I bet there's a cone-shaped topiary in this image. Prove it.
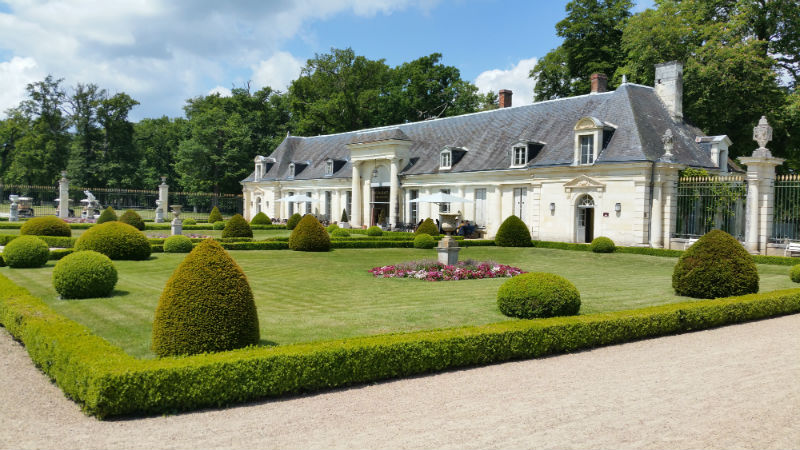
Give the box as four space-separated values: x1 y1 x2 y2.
288 214 330 251
208 206 222 224
413 233 436 249
415 218 439 236
118 209 145 230
495 215 532 247
366 226 383 236
250 212 271 225
326 223 339 233
151 239 260 357
791 264 800 283
672 229 758 299
183 218 197 225
3 235 49 268
341 209 349 223
75 221 151 260
52 250 117 299
590 236 615 253
20 216 71 237
497 272 580 318
222 214 253 238
163 235 193 253
331 228 350 237
286 213 302 230
96 206 117 224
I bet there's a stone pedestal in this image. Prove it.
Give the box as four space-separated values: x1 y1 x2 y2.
156 177 169 223
155 205 164 223
436 235 461 266
57 171 70 218
171 218 183 236
9 195 19 222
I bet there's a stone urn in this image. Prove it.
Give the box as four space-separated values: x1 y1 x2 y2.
437 212 461 265
170 205 183 236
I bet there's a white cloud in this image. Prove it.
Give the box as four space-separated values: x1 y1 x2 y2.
474 57 538 107
207 86 232 97
0 56 45 114
251 51 304 92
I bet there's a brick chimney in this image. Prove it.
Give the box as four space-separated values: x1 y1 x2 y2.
590 73 607 93
499 89 512 108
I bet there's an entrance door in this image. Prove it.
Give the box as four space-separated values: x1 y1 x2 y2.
576 195 595 243
371 187 390 227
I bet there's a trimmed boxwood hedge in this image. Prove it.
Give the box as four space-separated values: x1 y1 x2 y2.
415 218 439 236
497 272 581 318
20 216 71 237
74 222 151 260
1 272 799 418
250 212 271 225
52 251 117 299
96 207 117 224
222 214 253 238
366 226 383 236
286 213 302 230
3 235 50 268
791 264 800 283
495 216 532 247
118 210 145 230
163 235 194 253
208 206 223 224
589 236 615 253
413 233 436 249
0 234 75 248
331 228 350 237
288 215 330 251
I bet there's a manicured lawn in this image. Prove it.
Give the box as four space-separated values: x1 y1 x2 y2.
2 247 796 359
0 228 291 239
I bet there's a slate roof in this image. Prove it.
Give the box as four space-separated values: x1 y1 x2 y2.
241 83 715 183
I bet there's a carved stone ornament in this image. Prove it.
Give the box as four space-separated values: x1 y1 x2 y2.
661 129 674 160
753 116 772 149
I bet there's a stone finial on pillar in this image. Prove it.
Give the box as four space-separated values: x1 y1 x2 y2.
752 116 773 157
156 176 169 223
660 129 674 162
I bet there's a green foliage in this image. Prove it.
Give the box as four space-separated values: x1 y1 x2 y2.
182 218 197 225
590 236 616 253
326 223 339 233
74 221 151 260
20 216 71 237
96 206 117 224
212 221 226 230
791 265 800 283
366 226 383 236
3 235 49 268
52 250 117 299
495 216 532 247
288 215 331 252
163 235 193 253
331 228 350 238
222 214 253 238
118 210 145 230
341 209 349 223
414 218 439 236
3 268 799 418
413 233 436 249
673 230 758 299
286 213 302 230
250 212 271 225
497 273 581 319
208 207 222 224
151 239 260 357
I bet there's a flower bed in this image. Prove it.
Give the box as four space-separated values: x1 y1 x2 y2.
369 259 525 281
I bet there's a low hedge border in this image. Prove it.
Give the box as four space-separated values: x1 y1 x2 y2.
0 222 287 231
0 234 76 248
1 273 798 419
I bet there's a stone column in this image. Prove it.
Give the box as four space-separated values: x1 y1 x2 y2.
456 185 465 219
57 171 70 219
363 176 371 228
650 178 664 248
662 174 679 249
494 185 504 233
389 158 400 229
155 177 169 223
351 162 362 227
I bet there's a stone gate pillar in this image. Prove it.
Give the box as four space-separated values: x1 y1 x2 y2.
57 171 70 219
740 116 784 254
155 177 168 223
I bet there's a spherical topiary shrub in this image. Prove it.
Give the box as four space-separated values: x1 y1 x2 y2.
331 228 350 238
3 236 50 268
326 223 339 233
163 235 194 253
250 212 271 225
791 264 800 283
96 206 117 224
74 221 151 260
208 206 223 224
151 239 260 357
590 236 615 253
672 229 758 299
52 250 117 299
413 233 436 249
118 209 145 230
212 221 226 230
20 216 71 237
415 218 439 236
183 218 197 225
495 215 532 247
497 272 581 319
286 213 302 230
288 214 330 251
222 214 253 238
366 226 383 236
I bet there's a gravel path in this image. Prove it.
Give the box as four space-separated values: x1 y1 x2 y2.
2 315 799 450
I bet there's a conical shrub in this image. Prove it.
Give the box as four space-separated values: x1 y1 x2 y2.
151 239 260 357
96 206 117 224
415 218 439 236
208 206 222 224
119 209 145 230
250 212 271 225
495 215 532 247
288 214 330 251
286 213 302 230
222 214 253 238
672 229 758 299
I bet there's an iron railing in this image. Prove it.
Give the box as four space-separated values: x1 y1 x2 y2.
772 175 800 242
675 176 747 240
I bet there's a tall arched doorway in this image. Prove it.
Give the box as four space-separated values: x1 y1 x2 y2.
576 195 595 243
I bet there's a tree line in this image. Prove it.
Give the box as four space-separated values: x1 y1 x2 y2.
0 49 496 194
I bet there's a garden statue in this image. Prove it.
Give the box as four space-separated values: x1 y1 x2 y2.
9 195 19 222
155 199 164 223
437 210 461 265
80 190 100 219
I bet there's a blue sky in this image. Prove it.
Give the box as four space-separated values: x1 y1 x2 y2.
0 0 652 121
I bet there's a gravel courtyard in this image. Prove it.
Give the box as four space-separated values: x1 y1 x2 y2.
2 314 798 450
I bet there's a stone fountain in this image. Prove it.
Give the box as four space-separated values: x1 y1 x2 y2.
436 212 461 265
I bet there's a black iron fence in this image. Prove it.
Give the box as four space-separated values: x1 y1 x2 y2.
772 175 800 242
675 176 747 240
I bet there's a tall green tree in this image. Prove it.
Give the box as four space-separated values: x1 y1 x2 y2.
97 93 140 187
133 116 188 188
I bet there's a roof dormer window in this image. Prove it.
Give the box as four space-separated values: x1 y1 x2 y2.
512 146 527 167
440 149 452 170
288 163 295 180
573 116 614 166
325 159 334 176
580 135 594 164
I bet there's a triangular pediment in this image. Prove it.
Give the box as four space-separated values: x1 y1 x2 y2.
564 175 605 189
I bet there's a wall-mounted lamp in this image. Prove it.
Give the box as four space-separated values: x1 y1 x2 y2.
614 203 622 212
371 169 378 179
549 202 556 212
